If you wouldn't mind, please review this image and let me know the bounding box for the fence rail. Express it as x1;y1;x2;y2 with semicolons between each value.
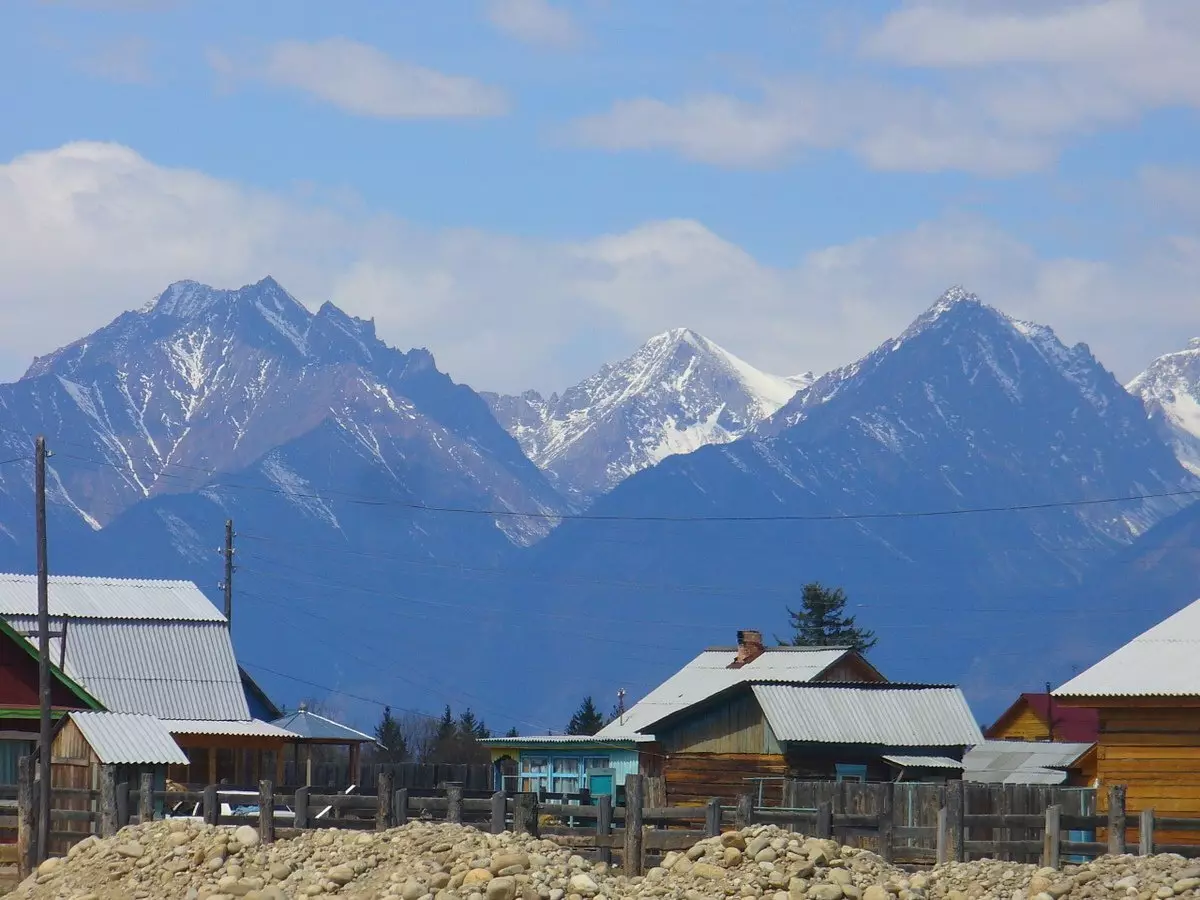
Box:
9;765;1199;883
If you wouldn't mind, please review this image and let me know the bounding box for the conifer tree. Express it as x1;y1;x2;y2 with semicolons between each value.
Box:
567;696;605;735
780;582;876;652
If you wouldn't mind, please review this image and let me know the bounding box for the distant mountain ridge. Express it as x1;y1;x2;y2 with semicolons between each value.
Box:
484;327;812;499
1127;337;1200;476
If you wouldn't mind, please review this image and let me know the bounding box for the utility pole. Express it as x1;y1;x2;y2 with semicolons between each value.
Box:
222;519;234;624
34;436;50;864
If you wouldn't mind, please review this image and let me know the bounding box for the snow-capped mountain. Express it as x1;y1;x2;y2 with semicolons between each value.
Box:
483;328;812;499
0;276;565;567
1127;338;1200;476
515;287;1197;716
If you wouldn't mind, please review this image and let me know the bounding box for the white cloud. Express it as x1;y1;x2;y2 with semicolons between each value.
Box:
486;0;579;49
0;141;1196;395
568;1;1200;174
209;38;508;119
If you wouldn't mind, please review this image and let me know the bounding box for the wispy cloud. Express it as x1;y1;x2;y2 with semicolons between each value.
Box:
567;0;1200;175
486;0;579;49
209;38;509;119
76;35;154;84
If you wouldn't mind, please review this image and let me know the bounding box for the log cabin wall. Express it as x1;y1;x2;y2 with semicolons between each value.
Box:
990;704;1051;741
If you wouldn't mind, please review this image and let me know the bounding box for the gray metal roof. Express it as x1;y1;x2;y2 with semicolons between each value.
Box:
752;684;984;746
480;734;640;746
270;710;374;743
883;755;963;769
0;574;225;621
70;712;189;765
962;740;1094;785
1054;597;1200;697
7;616;250;720
596;647;853;740
160;719;296;737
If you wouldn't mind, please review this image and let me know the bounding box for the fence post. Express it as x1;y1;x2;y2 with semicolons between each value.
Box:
1139;809;1155;856
446;784;463;825
705;798;722;838
17;755;35;879
735;793;753;830
877;782;894;864
623;774;644;876
816;800;833;840
491;791;507;835
597;794;613;866
513;793;538;837
203;785;219;827
294;786;309;830
936;807;948;866
138;773;153;825
1108;785;1127;855
377;773;394;831
99;765;118;838
946;781;965;863
258;781;275;845
394;788;409;827
1043;804;1061;869
116;781;130;829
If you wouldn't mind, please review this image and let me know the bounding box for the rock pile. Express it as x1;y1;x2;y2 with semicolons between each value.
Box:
9;820;1200;900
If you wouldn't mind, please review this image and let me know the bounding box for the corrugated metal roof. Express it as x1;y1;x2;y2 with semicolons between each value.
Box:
752;684;983;746
596;647;852;740
160;719;297;737
882;755;963;769
962;740;1093;785
270;710;374;743
70;712;189;765
1054;597;1200;697
0;574;224;621
6;617;249;720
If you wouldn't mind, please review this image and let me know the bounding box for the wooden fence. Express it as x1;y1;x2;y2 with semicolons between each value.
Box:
11;770;1200;882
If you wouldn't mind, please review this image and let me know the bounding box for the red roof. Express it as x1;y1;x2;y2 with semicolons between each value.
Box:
986;693;1098;743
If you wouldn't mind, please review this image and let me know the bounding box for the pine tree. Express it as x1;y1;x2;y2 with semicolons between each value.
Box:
567;696;605;736
373;706;408;764
505;726;520;738
780;582;876;652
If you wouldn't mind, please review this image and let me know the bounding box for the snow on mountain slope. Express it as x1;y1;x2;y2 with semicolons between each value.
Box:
483;328;811;499
1127;338;1200;476
0;277;565;558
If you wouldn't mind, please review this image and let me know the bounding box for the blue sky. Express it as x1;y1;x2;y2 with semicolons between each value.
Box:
2;0;1199;393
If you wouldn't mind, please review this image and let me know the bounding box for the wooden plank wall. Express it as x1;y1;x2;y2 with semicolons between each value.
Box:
657;693;779;755
49;719;95;857
664;753;788;806
1097;707;1200;845
991;707;1049;741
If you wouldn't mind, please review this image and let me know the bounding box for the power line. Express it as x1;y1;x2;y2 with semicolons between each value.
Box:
50;449;1200;524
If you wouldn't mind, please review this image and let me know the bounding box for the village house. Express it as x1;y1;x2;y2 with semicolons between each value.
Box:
985;692;1099;744
490;629;981;806
0;574;300;786
1054;597;1200;844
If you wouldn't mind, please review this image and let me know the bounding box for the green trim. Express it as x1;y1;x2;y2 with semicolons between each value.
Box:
0;708;69;719
0;619;103;710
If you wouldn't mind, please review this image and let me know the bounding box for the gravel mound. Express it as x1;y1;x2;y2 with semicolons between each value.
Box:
9;819;1200;900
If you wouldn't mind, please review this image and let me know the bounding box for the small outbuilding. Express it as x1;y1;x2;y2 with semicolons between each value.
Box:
270;704;377;787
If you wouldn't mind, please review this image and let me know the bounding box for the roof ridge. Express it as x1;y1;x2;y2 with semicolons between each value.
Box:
0;573;197;587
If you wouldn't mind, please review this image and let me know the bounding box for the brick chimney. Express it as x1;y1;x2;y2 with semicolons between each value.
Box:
729;629;765;668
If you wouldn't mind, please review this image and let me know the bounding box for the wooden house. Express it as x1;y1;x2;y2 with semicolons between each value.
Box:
0;574;297;787
479;736;647;802
587;629;978;805
985;693;1098;744
1054;597;1200;843
637;680;981;805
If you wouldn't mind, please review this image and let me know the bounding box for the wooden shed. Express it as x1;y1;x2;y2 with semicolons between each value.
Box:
50;712;188;854
1055;598;1200;845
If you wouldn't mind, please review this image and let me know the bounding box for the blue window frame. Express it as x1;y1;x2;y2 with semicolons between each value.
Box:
835;764;867;783
518;752;610;795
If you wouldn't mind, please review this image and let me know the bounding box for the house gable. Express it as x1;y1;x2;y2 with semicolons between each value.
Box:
0;618;101;711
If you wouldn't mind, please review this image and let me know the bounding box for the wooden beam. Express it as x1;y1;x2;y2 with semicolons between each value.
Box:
624;775;644;877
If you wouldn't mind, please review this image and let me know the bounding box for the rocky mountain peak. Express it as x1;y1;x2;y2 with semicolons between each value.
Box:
1128;339;1200;476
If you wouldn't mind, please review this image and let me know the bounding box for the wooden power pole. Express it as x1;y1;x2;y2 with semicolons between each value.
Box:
222;519;234;624
34;436;51;863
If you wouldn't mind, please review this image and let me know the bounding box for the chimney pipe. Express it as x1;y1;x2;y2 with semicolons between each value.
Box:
730;629;765;668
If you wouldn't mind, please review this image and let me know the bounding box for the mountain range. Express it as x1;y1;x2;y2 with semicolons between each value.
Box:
1;277;1199;729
